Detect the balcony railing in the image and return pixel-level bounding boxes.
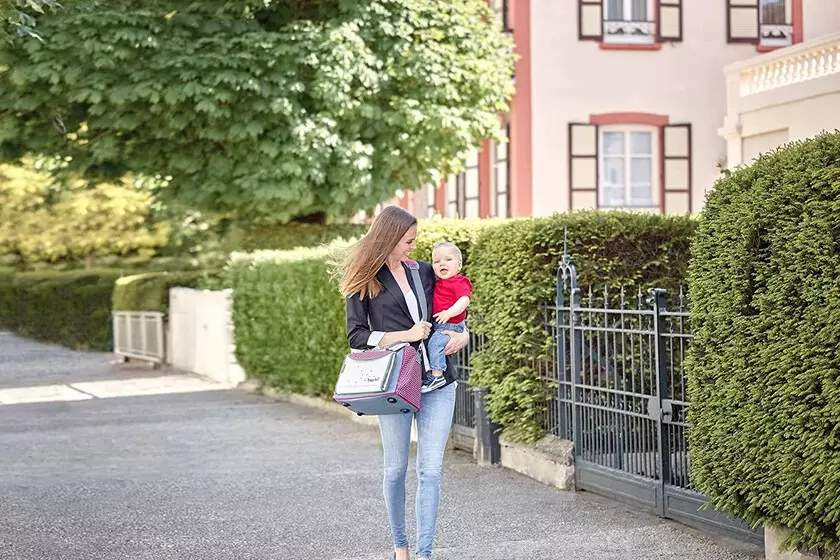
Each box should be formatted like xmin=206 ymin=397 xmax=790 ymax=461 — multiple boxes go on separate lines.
xmin=731 ymin=32 xmax=840 ymax=97
xmin=603 ymin=20 xmax=656 ymax=44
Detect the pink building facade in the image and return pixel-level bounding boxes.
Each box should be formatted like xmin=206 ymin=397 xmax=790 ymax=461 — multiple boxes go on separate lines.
xmin=395 ymin=0 xmax=840 ymax=218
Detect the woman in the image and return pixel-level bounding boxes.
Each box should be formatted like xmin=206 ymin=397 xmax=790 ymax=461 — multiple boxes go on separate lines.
xmin=335 ymin=206 xmax=470 ymax=560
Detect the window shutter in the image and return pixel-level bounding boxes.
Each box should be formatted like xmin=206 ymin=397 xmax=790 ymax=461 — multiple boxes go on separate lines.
xmin=727 ymin=0 xmax=760 ymax=43
xmin=662 ymin=124 xmax=691 ymax=214
xmin=579 ymin=0 xmax=603 ymax=41
xmin=569 ymin=123 xmax=599 ymax=210
xmin=658 ymin=0 xmax=683 ymax=42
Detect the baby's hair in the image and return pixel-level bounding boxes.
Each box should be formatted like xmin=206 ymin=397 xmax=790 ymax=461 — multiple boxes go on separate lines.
xmin=432 ymin=241 xmax=462 ymax=263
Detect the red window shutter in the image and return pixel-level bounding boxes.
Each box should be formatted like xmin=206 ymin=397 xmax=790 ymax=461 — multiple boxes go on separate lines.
xmin=661 ymin=124 xmax=692 ymax=214
xmin=579 ymin=0 xmax=603 ymax=41
xmin=569 ymin=123 xmax=599 ymax=210
xmin=727 ymin=0 xmax=760 ymax=43
xmin=657 ymin=0 xmax=683 ymax=42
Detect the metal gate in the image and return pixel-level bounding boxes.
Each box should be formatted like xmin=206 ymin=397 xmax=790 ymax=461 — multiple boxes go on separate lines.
xmin=554 ymin=250 xmax=763 ymax=546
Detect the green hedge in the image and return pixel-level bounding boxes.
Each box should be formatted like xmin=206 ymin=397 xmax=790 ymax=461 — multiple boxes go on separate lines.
xmin=112 ymin=271 xmax=209 ymax=313
xmin=226 ymin=213 xmax=696 ymax=419
xmin=0 ymin=269 xmax=124 ymax=350
xmin=687 ymin=133 xmax=840 ymax=556
xmin=468 ymin=211 xmax=696 ymax=442
xmin=225 ymin=218 xmax=496 ymax=395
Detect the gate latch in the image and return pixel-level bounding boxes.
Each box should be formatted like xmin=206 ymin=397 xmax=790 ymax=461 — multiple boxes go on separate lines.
xmin=646 ymin=398 xmax=674 ymax=422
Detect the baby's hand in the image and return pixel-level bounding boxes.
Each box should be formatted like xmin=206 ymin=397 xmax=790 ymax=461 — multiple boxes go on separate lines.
xmin=434 ymin=310 xmax=453 ymax=324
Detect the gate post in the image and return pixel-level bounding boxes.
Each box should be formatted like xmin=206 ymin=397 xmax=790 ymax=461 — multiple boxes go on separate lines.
xmin=650 ymin=288 xmax=672 ymax=517
xmin=473 ymin=387 xmax=501 ymax=466
xmin=557 ymin=232 xmax=582 ymax=451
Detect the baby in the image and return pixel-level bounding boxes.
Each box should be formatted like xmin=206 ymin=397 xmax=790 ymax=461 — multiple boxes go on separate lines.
xmin=422 ymin=241 xmax=473 ymax=393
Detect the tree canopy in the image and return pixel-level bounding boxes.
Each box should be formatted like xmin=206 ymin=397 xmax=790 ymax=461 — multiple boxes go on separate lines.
xmin=1 ymin=0 xmax=58 ymax=41
xmin=0 ymin=0 xmax=515 ymax=223
xmin=0 ymin=162 xmax=168 ymax=266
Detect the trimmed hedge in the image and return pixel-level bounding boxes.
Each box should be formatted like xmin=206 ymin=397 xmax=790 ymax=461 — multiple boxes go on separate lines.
xmin=687 ymin=133 xmax=840 ymax=556
xmin=112 ymin=271 xmax=209 ymax=313
xmin=468 ymin=211 xmax=696 ymax=441
xmin=226 ymin=213 xmax=696 ymax=424
xmin=225 ymin=219 xmax=496 ymax=395
xmin=0 ymin=269 xmax=124 ymax=350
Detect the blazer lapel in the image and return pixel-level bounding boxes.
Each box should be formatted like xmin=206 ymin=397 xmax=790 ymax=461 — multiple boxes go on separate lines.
xmin=378 ymin=266 xmax=413 ymax=322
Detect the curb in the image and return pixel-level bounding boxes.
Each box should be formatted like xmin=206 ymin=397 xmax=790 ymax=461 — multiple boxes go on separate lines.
xmin=239 ymin=381 xmax=574 ymax=484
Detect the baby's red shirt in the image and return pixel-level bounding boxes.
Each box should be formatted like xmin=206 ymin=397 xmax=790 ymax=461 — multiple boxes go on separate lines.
xmin=432 ymin=275 xmax=473 ymax=324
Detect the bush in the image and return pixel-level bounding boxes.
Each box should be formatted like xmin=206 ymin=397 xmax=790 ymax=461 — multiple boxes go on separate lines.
xmin=687 ymin=133 xmax=840 ymax=556
xmin=112 ymin=271 xmax=209 ymax=313
xmin=225 ymin=218 xmax=498 ymax=395
xmin=468 ymin=211 xmax=697 ymax=442
xmin=0 ymin=269 xmax=125 ymax=350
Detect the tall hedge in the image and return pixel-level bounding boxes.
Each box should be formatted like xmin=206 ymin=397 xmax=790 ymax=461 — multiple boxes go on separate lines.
xmin=0 ymin=269 xmax=123 ymax=350
xmin=225 ymin=219 xmax=495 ymax=395
xmin=687 ymin=132 xmax=840 ymax=556
xmin=468 ymin=211 xmax=696 ymax=441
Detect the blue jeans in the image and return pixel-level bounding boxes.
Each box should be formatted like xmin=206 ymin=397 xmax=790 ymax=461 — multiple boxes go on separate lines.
xmin=426 ymin=321 xmax=465 ymax=373
xmin=378 ymin=382 xmax=456 ymax=559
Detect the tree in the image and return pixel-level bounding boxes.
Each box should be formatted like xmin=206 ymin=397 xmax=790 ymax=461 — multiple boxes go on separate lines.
xmin=1 ymin=0 xmax=59 ymax=42
xmin=0 ymin=162 xmax=168 ymax=268
xmin=0 ymin=0 xmax=515 ymax=223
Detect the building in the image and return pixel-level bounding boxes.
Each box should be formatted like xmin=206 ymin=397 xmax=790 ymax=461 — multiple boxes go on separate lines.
xmin=394 ymin=0 xmax=840 ymax=218
xmin=721 ymin=31 xmax=840 ymax=168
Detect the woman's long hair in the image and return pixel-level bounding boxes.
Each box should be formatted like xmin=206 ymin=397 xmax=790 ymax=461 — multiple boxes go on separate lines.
xmin=331 ymin=206 xmax=418 ymax=299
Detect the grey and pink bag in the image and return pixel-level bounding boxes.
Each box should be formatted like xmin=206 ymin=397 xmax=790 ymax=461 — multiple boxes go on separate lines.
xmin=333 ymin=261 xmax=427 ymax=416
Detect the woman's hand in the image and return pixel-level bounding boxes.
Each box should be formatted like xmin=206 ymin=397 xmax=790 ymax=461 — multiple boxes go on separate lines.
xmin=406 ymin=321 xmax=432 ymax=342
xmin=442 ymin=329 xmax=469 ymax=355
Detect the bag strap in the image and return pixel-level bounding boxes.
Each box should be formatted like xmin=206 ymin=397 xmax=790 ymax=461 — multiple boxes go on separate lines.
xmin=406 ymin=261 xmax=427 ymax=323
xmin=405 ymin=260 xmax=430 ymax=371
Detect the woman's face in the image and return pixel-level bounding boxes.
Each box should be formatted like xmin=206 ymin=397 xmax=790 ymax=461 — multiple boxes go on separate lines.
xmin=389 ymin=225 xmax=417 ymax=263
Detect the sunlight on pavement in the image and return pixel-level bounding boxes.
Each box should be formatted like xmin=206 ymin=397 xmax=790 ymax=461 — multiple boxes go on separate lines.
xmin=0 ymin=375 xmax=232 ymax=405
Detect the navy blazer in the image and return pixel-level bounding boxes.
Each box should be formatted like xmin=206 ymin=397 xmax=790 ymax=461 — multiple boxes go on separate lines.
xmin=345 ymin=260 xmax=458 ymax=387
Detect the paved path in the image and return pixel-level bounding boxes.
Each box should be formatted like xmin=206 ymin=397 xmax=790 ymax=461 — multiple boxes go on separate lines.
xmin=0 ymin=333 xmax=763 ymax=560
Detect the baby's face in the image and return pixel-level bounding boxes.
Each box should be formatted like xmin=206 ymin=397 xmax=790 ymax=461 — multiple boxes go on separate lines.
xmin=432 ymin=247 xmax=461 ymax=280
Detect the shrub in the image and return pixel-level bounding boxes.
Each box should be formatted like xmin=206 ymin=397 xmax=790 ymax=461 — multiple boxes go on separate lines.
xmin=468 ymin=211 xmax=697 ymax=442
xmin=687 ymin=132 xmax=840 ymax=556
xmin=225 ymin=218 xmax=497 ymax=395
xmin=0 ymin=269 xmax=124 ymax=350
xmin=112 ymin=271 xmax=209 ymax=313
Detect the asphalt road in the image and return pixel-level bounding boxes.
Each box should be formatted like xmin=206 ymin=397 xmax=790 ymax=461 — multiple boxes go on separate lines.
xmin=0 ymin=333 xmax=763 ymax=560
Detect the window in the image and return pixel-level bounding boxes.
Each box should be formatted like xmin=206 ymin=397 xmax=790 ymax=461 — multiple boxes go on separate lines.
xmin=426 ymin=183 xmax=437 ymax=218
xmin=603 ymin=0 xmax=654 ymax=44
xmin=727 ymin=0 xmax=794 ymax=47
xmin=579 ymin=0 xmax=682 ymax=45
xmin=599 ymin=127 xmax=656 ymax=208
xmin=446 ymin=150 xmax=480 ymax=218
xmin=491 ymin=126 xmax=510 ymax=218
xmin=760 ymin=0 xmax=792 ymax=47
xmin=569 ymin=119 xmax=691 ymax=214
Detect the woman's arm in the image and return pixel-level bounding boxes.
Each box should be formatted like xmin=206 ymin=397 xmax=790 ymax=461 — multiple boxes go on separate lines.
xmin=346 ymin=292 xmax=429 ymax=349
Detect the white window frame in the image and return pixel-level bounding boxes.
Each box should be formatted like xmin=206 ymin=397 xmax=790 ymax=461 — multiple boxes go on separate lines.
xmin=598 ymin=125 xmax=659 ymax=210
xmin=446 ymin=150 xmax=480 ymax=219
xmin=491 ymin=126 xmax=510 ymax=219
xmin=759 ymin=0 xmax=793 ymax=47
xmin=602 ymin=0 xmax=656 ymax=45
xmin=426 ymin=183 xmax=437 ymax=218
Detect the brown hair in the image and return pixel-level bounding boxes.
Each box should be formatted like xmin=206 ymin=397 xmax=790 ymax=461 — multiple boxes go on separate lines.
xmin=332 ymin=206 xmax=418 ymax=299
